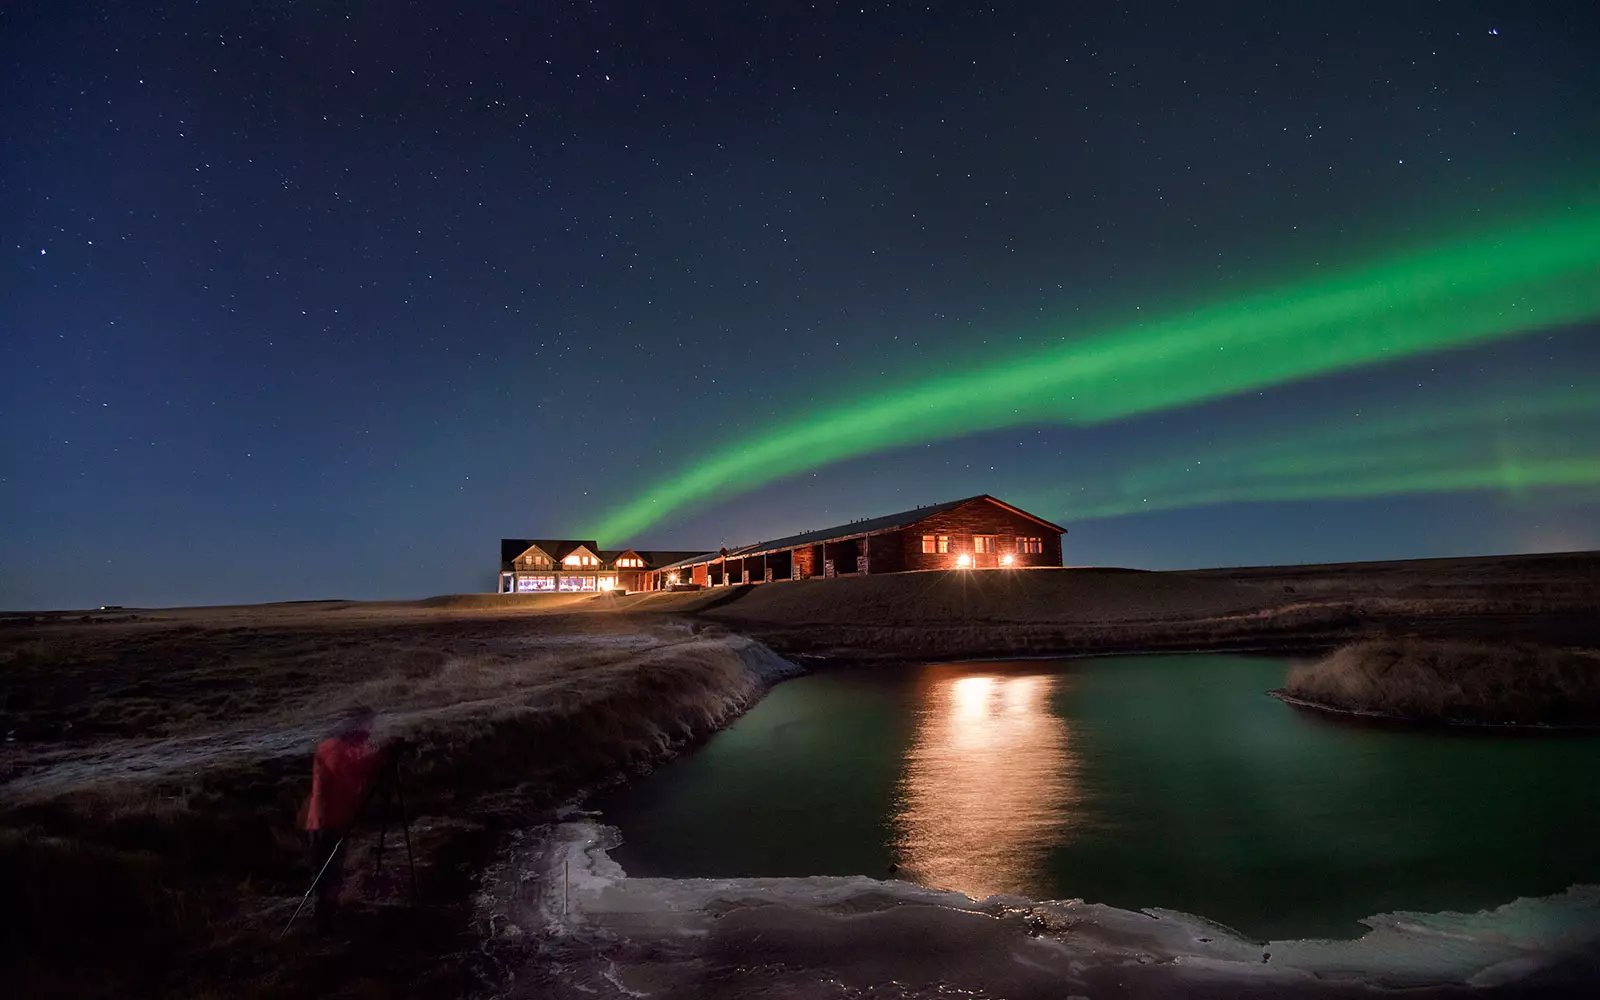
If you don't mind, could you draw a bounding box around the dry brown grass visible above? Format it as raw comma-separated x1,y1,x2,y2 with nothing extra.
689,556,1600,660
0,604,776,998
1281,639,1600,725
4,552,1597,993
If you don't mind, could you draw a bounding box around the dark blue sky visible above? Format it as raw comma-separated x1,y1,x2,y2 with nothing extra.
4,2,1598,609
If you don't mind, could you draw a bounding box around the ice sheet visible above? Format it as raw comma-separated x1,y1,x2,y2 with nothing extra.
480,816,1600,998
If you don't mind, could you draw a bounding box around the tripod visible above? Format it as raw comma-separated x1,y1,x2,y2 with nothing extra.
280,751,419,938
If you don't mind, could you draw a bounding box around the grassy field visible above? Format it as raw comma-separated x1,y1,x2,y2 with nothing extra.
696,552,1600,659
3,551,1597,996
1281,639,1600,726
1,600,778,998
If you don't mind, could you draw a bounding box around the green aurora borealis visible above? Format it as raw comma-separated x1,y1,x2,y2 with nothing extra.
591,206,1600,543
1048,385,1600,522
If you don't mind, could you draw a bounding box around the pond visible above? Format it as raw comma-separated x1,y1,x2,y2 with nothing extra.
595,654,1600,940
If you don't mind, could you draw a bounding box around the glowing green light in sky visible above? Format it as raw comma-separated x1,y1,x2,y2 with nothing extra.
591,207,1600,542
1052,387,1600,521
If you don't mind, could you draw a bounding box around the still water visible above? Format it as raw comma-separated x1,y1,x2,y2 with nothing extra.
597,655,1600,940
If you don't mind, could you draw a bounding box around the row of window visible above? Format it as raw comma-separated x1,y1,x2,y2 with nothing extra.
522,553,643,569
513,574,620,593
920,534,1044,554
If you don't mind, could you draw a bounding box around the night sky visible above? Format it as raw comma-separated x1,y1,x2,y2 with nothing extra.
5,2,1598,610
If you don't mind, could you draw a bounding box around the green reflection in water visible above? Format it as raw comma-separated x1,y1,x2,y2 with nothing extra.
598,656,1600,939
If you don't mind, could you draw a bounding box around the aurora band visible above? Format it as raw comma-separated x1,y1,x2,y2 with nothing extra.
590,207,1600,542
1052,386,1600,521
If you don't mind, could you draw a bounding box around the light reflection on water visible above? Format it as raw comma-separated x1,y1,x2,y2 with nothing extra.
892,668,1080,899
598,655,1600,938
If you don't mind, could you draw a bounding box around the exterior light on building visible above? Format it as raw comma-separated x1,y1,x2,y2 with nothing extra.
1001,554,1015,566
668,573,679,585
956,553,973,569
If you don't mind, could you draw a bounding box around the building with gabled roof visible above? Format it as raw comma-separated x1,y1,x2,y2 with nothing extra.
498,539,701,593
645,494,1066,589
498,494,1065,593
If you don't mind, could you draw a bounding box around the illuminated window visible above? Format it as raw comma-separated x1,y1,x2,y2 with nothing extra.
1018,537,1043,554
974,535,996,554
921,535,936,554
937,535,950,553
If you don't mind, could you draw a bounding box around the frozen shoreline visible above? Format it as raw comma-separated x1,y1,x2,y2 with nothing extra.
477,815,1600,999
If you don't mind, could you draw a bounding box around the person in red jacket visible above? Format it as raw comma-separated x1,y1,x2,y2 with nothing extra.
304,706,386,930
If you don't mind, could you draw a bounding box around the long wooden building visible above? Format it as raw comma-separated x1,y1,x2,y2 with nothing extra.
499,494,1065,594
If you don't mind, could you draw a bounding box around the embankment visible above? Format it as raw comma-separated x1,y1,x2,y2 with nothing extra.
1277,639,1600,726
681,553,1600,660
0,606,796,998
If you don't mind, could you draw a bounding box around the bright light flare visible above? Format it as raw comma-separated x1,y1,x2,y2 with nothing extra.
956,553,973,568
1001,553,1015,566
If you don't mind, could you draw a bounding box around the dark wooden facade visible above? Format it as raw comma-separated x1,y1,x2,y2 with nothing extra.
642,495,1065,591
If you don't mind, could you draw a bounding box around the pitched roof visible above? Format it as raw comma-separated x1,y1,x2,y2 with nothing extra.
597,548,710,567
730,494,1066,557
504,541,710,572
633,549,710,568
656,550,725,572
654,495,1066,569
499,538,600,571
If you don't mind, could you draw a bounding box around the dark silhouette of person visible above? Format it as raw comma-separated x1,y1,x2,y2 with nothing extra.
303,706,385,930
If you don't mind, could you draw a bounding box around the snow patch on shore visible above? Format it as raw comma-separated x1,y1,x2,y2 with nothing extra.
486,817,1600,998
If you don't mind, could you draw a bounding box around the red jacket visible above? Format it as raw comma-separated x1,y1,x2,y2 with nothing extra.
305,733,382,832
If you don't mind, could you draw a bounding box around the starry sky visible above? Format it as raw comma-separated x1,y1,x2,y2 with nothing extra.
4,2,1598,610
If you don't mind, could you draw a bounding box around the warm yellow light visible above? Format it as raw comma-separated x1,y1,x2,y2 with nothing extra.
952,675,994,720
1001,554,1015,566
668,574,679,585
956,553,973,569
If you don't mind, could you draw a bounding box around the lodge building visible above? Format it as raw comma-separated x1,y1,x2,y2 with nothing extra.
497,540,704,594
498,494,1065,594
